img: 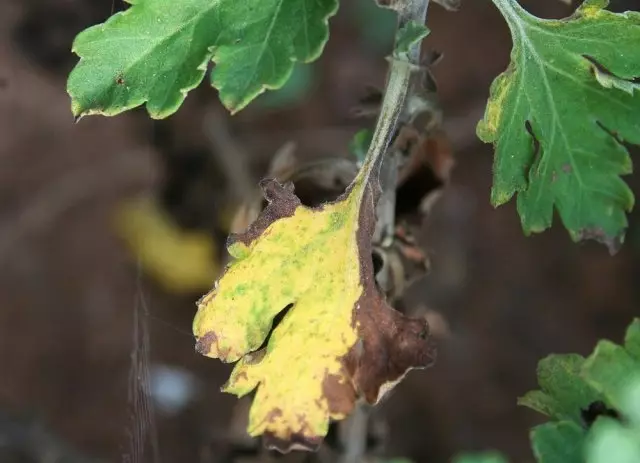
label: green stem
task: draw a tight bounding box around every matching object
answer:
[356,58,414,193]
[340,2,430,462]
[354,0,429,201]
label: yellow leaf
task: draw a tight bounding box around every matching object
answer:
[193,171,436,451]
[114,196,219,293]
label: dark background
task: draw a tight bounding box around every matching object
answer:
[1,0,639,462]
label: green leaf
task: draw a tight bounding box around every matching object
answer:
[394,20,430,59]
[519,354,603,424]
[349,129,374,165]
[586,417,640,463]
[452,451,509,463]
[531,421,586,463]
[68,0,337,119]
[622,378,640,425]
[478,0,640,251]
[582,340,640,410]
[624,318,640,360]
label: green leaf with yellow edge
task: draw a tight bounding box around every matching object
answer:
[478,0,640,252]
[193,173,435,451]
[67,0,337,118]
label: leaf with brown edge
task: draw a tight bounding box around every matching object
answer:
[193,166,436,451]
[478,0,640,252]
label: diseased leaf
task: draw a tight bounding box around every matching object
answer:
[478,0,640,252]
[582,340,640,410]
[531,421,586,463]
[68,0,337,118]
[193,171,435,450]
[519,354,603,424]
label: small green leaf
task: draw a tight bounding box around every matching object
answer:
[68,0,337,118]
[452,451,509,463]
[394,20,430,59]
[586,417,640,463]
[582,340,640,410]
[479,0,640,251]
[624,318,640,360]
[519,354,603,424]
[531,421,586,463]
[349,129,374,165]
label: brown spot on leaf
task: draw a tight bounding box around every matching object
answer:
[576,227,623,255]
[263,408,323,453]
[322,372,356,416]
[347,181,437,404]
[195,331,217,355]
[195,331,232,359]
[228,178,299,248]
[115,74,125,85]
[562,164,572,174]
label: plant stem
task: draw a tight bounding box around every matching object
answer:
[355,59,414,197]
[339,403,370,463]
[341,1,430,462]
[355,0,429,221]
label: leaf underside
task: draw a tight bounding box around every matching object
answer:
[478,0,640,252]
[67,0,337,118]
[192,174,435,451]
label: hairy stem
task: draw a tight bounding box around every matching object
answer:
[354,0,429,207]
[341,1,430,462]
[356,58,414,195]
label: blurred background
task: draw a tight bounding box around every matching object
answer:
[1,0,639,462]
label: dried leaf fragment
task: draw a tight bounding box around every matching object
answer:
[193,169,435,451]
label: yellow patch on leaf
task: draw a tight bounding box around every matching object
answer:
[193,174,435,451]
